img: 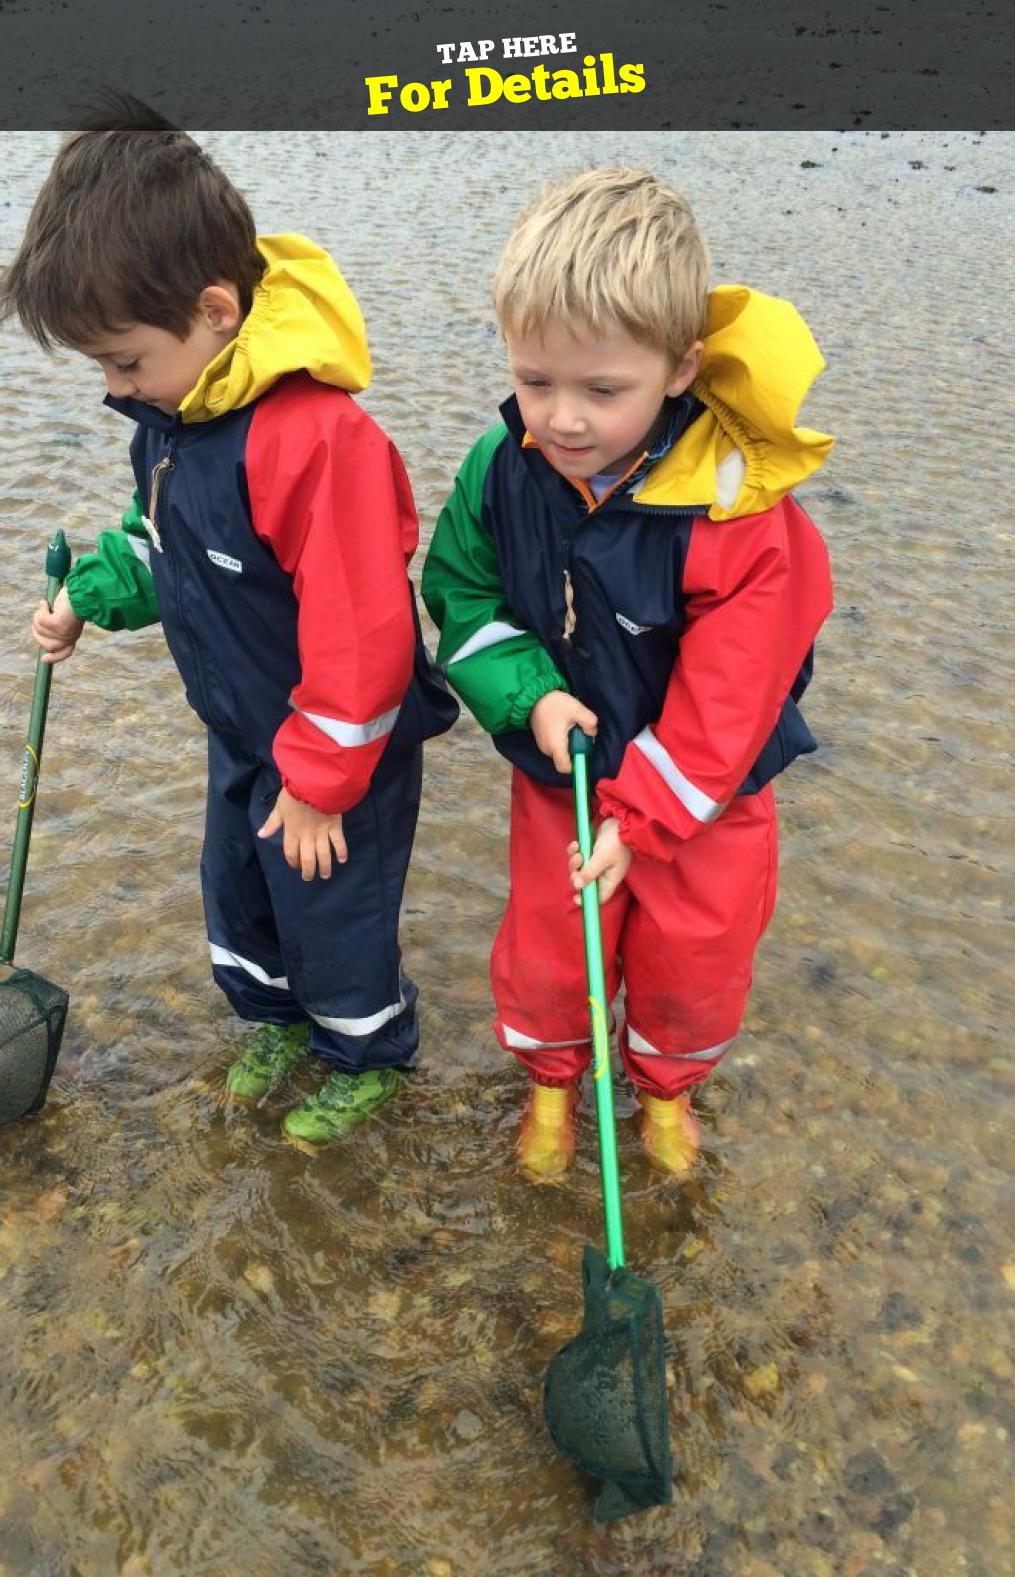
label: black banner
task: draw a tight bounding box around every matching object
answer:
[1,0,1011,130]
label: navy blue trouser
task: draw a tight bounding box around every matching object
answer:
[201,728,422,1072]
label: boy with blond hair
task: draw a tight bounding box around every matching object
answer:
[423,168,833,1180]
[2,108,456,1142]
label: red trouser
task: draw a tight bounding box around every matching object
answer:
[491,770,778,1099]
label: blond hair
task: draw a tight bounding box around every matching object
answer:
[493,167,709,362]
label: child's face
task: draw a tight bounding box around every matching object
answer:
[505,319,703,481]
[75,284,242,414]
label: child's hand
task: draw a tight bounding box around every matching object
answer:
[530,690,598,774]
[258,787,348,881]
[31,587,84,664]
[568,817,631,906]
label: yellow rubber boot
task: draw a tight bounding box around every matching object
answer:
[518,1083,578,1182]
[639,1092,701,1177]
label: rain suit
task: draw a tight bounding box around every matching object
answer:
[422,286,833,1096]
[66,235,457,1070]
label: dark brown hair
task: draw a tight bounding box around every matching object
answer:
[0,96,265,349]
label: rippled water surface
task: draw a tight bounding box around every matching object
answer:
[0,131,1012,1575]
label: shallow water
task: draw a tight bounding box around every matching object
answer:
[0,131,1012,1575]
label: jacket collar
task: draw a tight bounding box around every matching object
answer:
[498,390,703,503]
[103,394,182,433]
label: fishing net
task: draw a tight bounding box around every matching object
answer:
[544,1243,674,1522]
[0,967,68,1127]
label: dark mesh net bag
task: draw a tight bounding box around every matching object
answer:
[0,968,68,1127]
[544,1244,674,1522]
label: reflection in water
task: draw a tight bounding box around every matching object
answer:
[1,130,1012,1573]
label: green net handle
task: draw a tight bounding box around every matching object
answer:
[1,530,71,965]
[570,726,625,1271]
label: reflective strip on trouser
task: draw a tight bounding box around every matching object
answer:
[623,1024,735,1094]
[494,1018,592,1087]
[499,1022,591,1052]
[490,769,778,1098]
[202,728,422,1072]
[626,1026,734,1063]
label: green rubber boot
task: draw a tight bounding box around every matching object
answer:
[225,1022,311,1101]
[282,1067,403,1146]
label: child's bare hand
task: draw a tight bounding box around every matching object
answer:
[31,587,84,664]
[258,787,348,881]
[530,690,598,774]
[568,817,631,906]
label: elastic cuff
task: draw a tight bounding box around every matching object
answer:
[64,574,94,623]
[65,574,155,632]
[597,799,683,863]
[596,798,636,850]
[510,671,568,729]
[278,773,355,819]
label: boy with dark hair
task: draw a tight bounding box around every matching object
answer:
[2,115,456,1144]
[423,167,833,1181]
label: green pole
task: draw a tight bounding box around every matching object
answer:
[569,726,625,1272]
[1,530,72,965]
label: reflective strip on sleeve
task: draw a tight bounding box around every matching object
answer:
[632,726,726,824]
[309,995,407,1037]
[292,702,400,747]
[447,620,528,666]
[209,943,289,990]
[500,1020,591,1050]
[627,1024,734,1062]
[128,535,152,571]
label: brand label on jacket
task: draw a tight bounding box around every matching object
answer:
[616,612,652,636]
[207,549,243,574]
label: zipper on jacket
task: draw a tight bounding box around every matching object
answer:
[562,566,577,643]
[145,433,224,729]
[559,525,593,660]
[609,498,708,519]
[143,453,174,552]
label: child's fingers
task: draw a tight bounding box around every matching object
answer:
[597,866,625,905]
[35,632,74,661]
[572,844,607,891]
[329,821,348,864]
[572,858,625,906]
[297,832,317,882]
[549,724,572,773]
[572,702,599,735]
[33,605,77,646]
[315,828,332,881]
[257,804,282,840]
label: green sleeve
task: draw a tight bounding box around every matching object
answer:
[65,491,161,631]
[421,425,567,735]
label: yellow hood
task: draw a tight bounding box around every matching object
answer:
[634,284,834,519]
[179,234,371,423]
